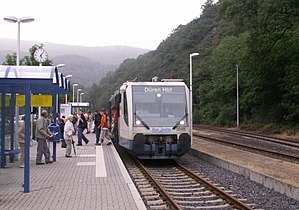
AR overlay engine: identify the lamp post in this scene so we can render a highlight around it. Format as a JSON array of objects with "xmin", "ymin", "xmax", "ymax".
[
  {"xmin": 4, "ymin": 16, "xmax": 34, "ymax": 66},
  {"xmin": 189, "ymin": 52, "xmax": 199, "ymax": 142},
  {"xmin": 72, "ymin": 84, "xmax": 78, "ymax": 103},
  {"xmin": 64, "ymin": 75, "xmax": 72, "ymax": 104},
  {"xmin": 80, "ymin": 93, "xmax": 84, "ymax": 102},
  {"xmin": 55, "ymin": 64, "xmax": 65, "ymax": 115},
  {"xmin": 77, "ymin": 89, "xmax": 82, "ymax": 104},
  {"xmin": 236, "ymin": 64, "xmax": 240, "ymax": 128},
  {"xmin": 77, "ymin": 89, "xmax": 82, "ymax": 112}
]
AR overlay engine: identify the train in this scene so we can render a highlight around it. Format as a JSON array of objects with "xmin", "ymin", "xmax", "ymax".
[{"xmin": 109, "ymin": 78, "xmax": 191, "ymax": 159}]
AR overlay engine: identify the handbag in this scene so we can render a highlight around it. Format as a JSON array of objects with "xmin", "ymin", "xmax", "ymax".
[{"xmin": 61, "ymin": 139, "xmax": 67, "ymax": 148}]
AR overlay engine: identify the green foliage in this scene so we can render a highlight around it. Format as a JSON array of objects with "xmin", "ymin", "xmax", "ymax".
[
  {"xmin": 3, "ymin": 53, "xmax": 17, "ymax": 65},
  {"xmin": 218, "ymin": 0, "xmax": 299, "ymax": 128},
  {"xmin": 87, "ymin": 0, "xmax": 299, "ymax": 131}
]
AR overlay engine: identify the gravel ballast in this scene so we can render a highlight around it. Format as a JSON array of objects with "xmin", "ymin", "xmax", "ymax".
[{"xmin": 177, "ymin": 151, "xmax": 299, "ymax": 210}]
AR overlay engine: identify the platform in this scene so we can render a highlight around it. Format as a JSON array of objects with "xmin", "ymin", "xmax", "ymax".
[
  {"xmin": 192, "ymin": 131, "xmax": 299, "ymax": 201},
  {"xmin": 0, "ymin": 133, "xmax": 146, "ymax": 210}
]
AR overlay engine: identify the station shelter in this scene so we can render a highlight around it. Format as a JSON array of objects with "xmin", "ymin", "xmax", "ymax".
[
  {"xmin": 0, "ymin": 65, "xmax": 70, "ymax": 192},
  {"xmin": 60, "ymin": 102, "xmax": 90, "ymax": 117}
]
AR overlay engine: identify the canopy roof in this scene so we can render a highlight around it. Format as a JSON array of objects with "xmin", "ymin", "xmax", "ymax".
[{"xmin": 0, "ymin": 65, "xmax": 70, "ymax": 94}]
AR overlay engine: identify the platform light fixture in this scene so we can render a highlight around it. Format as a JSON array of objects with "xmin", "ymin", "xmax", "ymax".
[
  {"xmin": 77, "ymin": 88, "xmax": 82, "ymax": 104},
  {"xmin": 80, "ymin": 92, "xmax": 84, "ymax": 102},
  {"xmin": 56, "ymin": 64, "xmax": 66, "ymax": 69},
  {"xmin": 64, "ymin": 75, "xmax": 72, "ymax": 104},
  {"xmin": 72, "ymin": 84, "xmax": 78, "ymax": 103},
  {"xmin": 4, "ymin": 16, "xmax": 34, "ymax": 66}
]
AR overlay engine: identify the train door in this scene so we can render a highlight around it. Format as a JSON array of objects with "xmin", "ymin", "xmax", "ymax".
[{"xmin": 118, "ymin": 89, "xmax": 131, "ymax": 148}]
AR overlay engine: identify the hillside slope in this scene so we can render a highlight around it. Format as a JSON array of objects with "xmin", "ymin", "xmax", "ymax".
[{"xmin": 87, "ymin": 0, "xmax": 299, "ymax": 130}]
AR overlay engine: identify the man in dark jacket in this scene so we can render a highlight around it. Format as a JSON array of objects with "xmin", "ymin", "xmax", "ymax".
[
  {"xmin": 76, "ymin": 109, "xmax": 89, "ymax": 146},
  {"xmin": 35, "ymin": 110, "xmax": 54, "ymax": 165},
  {"xmin": 94, "ymin": 110, "xmax": 102, "ymax": 145}
]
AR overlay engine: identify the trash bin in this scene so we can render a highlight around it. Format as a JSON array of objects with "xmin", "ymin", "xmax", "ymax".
[{"xmin": 48, "ymin": 123, "xmax": 61, "ymax": 142}]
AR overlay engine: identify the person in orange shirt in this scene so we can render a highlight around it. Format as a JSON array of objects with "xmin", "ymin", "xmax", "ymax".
[{"xmin": 99, "ymin": 109, "xmax": 112, "ymax": 145}]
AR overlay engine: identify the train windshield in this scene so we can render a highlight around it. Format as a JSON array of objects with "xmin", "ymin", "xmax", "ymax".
[{"xmin": 132, "ymin": 85, "xmax": 188, "ymax": 127}]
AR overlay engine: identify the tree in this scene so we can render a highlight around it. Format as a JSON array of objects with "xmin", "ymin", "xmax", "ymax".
[
  {"xmin": 220, "ymin": 0, "xmax": 299, "ymax": 125},
  {"xmin": 2, "ymin": 53, "xmax": 17, "ymax": 65}
]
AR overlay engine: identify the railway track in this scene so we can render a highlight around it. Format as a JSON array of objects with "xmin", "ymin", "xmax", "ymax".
[
  {"xmin": 119, "ymin": 146, "xmax": 256, "ymax": 209},
  {"xmin": 193, "ymin": 126, "xmax": 299, "ymax": 162},
  {"xmin": 194, "ymin": 125, "xmax": 299, "ymax": 148}
]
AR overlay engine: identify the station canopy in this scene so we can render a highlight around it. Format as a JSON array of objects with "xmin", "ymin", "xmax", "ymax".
[
  {"xmin": 0, "ymin": 65, "xmax": 70, "ymax": 94},
  {"xmin": 0, "ymin": 65, "xmax": 72, "ymax": 192}
]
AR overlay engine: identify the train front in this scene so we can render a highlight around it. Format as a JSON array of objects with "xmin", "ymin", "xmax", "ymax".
[{"xmin": 129, "ymin": 82, "xmax": 191, "ymax": 159}]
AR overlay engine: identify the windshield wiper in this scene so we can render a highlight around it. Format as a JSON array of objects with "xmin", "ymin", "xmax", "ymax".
[
  {"xmin": 134, "ymin": 113, "xmax": 150, "ymax": 130},
  {"xmin": 172, "ymin": 113, "xmax": 188, "ymax": 130}
]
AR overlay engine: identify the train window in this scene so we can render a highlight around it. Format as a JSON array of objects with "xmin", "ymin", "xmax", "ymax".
[
  {"xmin": 132, "ymin": 85, "xmax": 188, "ymax": 127},
  {"xmin": 117, "ymin": 93, "xmax": 121, "ymax": 104},
  {"xmin": 123, "ymin": 91, "xmax": 129, "ymax": 126}
]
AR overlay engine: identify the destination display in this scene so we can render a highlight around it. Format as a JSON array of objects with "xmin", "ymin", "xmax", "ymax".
[{"xmin": 133, "ymin": 86, "xmax": 185, "ymax": 93}]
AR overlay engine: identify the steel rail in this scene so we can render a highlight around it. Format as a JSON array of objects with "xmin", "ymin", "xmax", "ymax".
[
  {"xmin": 176, "ymin": 163, "xmax": 254, "ymax": 210},
  {"xmin": 194, "ymin": 125, "xmax": 299, "ymax": 148},
  {"xmin": 132, "ymin": 157, "xmax": 182, "ymax": 210},
  {"xmin": 194, "ymin": 133, "xmax": 299, "ymax": 162}
]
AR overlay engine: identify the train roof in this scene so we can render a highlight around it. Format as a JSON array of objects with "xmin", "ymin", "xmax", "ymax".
[
  {"xmin": 118, "ymin": 80, "xmax": 188, "ymax": 92},
  {"xmin": 124, "ymin": 80, "xmax": 186, "ymax": 86},
  {"xmin": 110, "ymin": 79, "xmax": 188, "ymax": 101}
]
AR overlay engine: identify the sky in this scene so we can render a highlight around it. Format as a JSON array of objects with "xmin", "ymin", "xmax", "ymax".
[{"xmin": 0, "ymin": 0, "xmax": 207, "ymax": 50}]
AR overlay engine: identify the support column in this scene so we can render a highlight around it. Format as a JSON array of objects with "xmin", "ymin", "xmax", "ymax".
[
  {"xmin": 24, "ymin": 84, "xmax": 31, "ymax": 193},
  {"xmin": 1, "ymin": 93, "xmax": 6, "ymax": 168},
  {"xmin": 52, "ymin": 93, "xmax": 57, "ymax": 162},
  {"xmin": 9, "ymin": 93, "xmax": 16, "ymax": 162}
]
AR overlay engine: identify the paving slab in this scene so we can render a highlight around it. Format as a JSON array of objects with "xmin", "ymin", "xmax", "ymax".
[{"xmin": 0, "ymin": 132, "xmax": 146, "ymax": 210}]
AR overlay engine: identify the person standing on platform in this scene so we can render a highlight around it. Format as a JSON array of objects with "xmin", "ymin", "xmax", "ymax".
[
  {"xmin": 111, "ymin": 105, "xmax": 118, "ymax": 142},
  {"xmin": 83, "ymin": 111, "xmax": 89, "ymax": 133},
  {"xmin": 76, "ymin": 109, "xmax": 89, "ymax": 146},
  {"xmin": 99, "ymin": 109, "xmax": 112, "ymax": 145},
  {"xmin": 87, "ymin": 111, "xmax": 93, "ymax": 134},
  {"xmin": 59, "ymin": 115, "xmax": 66, "ymax": 141},
  {"xmin": 17, "ymin": 115, "xmax": 32, "ymax": 168},
  {"xmin": 64, "ymin": 115, "xmax": 75, "ymax": 157},
  {"xmin": 94, "ymin": 110, "xmax": 102, "ymax": 145},
  {"xmin": 72, "ymin": 112, "xmax": 78, "ymax": 134},
  {"xmin": 35, "ymin": 110, "xmax": 54, "ymax": 165}
]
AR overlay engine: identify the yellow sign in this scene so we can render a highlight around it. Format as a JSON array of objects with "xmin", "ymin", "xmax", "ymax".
[
  {"xmin": 0, "ymin": 94, "xmax": 10, "ymax": 107},
  {"xmin": 16, "ymin": 95, "xmax": 53, "ymax": 107}
]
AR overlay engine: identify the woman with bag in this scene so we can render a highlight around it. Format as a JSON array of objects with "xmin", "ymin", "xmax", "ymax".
[{"xmin": 64, "ymin": 115, "xmax": 75, "ymax": 157}]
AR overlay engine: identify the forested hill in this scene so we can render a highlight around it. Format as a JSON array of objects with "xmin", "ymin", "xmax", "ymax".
[{"xmin": 88, "ymin": 0, "xmax": 299, "ymax": 131}]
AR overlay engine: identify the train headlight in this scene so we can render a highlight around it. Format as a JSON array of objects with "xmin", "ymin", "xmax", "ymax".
[
  {"xmin": 180, "ymin": 120, "xmax": 185, "ymax": 125},
  {"xmin": 136, "ymin": 120, "xmax": 141, "ymax": 125},
  {"xmin": 157, "ymin": 93, "xmax": 161, "ymax": 97}
]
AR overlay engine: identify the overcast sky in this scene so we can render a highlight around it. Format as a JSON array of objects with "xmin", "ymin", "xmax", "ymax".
[{"xmin": 0, "ymin": 0, "xmax": 207, "ymax": 50}]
